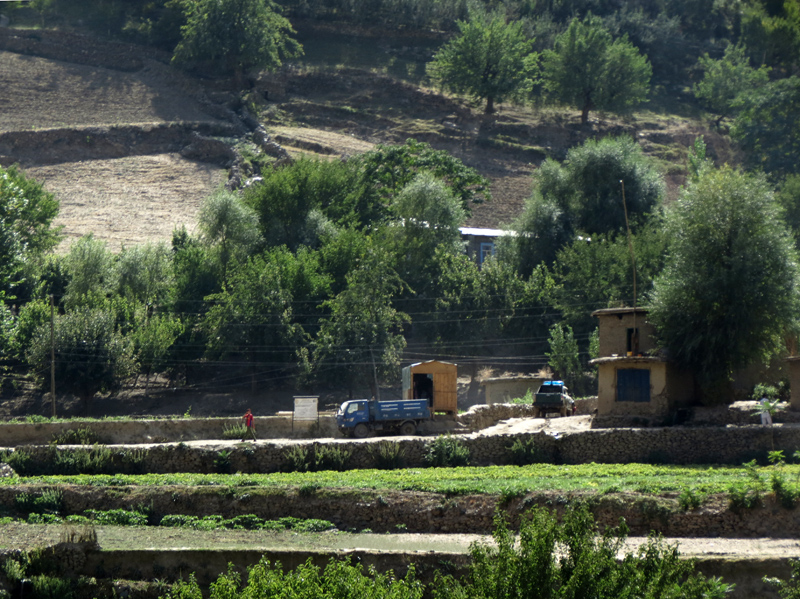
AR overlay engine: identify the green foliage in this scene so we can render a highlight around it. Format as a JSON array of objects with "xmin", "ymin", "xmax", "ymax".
[
  {"xmin": 732, "ymin": 76, "xmax": 800, "ymax": 178},
  {"xmin": 115, "ymin": 242, "xmax": 174, "ymax": 305},
  {"xmin": 172, "ymin": 0, "xmax": 302, "ymax": 85},
  {"xmin": 541, "ymin": 14, "xmax": 652, "ymax": 123},
  {"xmin": 649, "ymin": 167, "xmax": 800, "ymax": 398},
  {"xmin": 433, "ymin": 504, "xmax": 733, "ymax": 599},
  {"xmin": 15, "ymin": 488, "xmax": 64, "ymax": 515},
  {"xmin": 766, "ymin": 558, "xmax": 800, "ymax": 598},
  {"xmin": 198, "ymin": 189, "xmax": 262, "ymax": 281},
  {"xmin": 507, "ymin": 437, "xmax": 542, "ymax": 465},
  {"xmin": 62, "ymin": 234, "xmax": 114, "ymax": 309},
  {"xmin": 353, "ymin": 139, "xmax": 490, "ymax": 218},
  {"xmin": 244, "ymin": 157, "xmax": 353, "ymax": 247},
  {"xmin": 30, "ymin": 575, "xmax": 74, "ymax": 599},
  {"xmin": 678, "ymin": 487, "xmax": 707, "ymax": 510},
  {"xmin": 728, "ymin": 460, "xmax": 767, "ymax": 510},
  {"xmin": 27, "ymin": 308, "xmax": 136, "ymax": 410},
  {"xmin": 311, "ymin": 253, "xmax": 408, "ymax": 395},
  {"xmin": 51, "ymin": 427, "xmax": 100, "ymax": 445},
  {"xmin": 84, "ymin": 508, "xmax": 148, "ymax": 526},
  {"xmin": 0, "ymin": 164, "xmax": 60, "ymax": 298},
  {"xmin": 214, "ymin": 450, "xmax": 233, "ymax": 474},
  {"xmin": 693, "ymin": 44, "xmax": 770, "ymax": 119},
  {"xmin": 546, "ymin": 322, "xmax": 581, "ymax": 389},
  {"xmin": 283, "ymin": 443, "xmax": 351, "ymax": 472},
  {"xmin": 222, "ymin": 423, "xmax": 248, "ymax": 440},
  {"xmin": 163, "ymin": 556, "xmax": 423, "ymax": 599},
  {"xmin": 427, "ymin": 13, "xmax": 538, "ymax": 114},
  {"xmin": 368, "ymin": 441, "xmax": 405, "ymax": 469},
  {"xmin": 425, "ymin": 434, "xmax": 470, "ymax": 467}
]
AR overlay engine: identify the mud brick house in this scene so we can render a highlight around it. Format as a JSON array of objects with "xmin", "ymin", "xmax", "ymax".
[{"xmin": 590, "ymin": 307, "xmax": 695, "ymax": 427}]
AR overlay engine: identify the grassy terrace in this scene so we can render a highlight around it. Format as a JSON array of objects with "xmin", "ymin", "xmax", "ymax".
[{"xmin": 0, "ymin": 463, "xmax": 785, "ymax": 496}]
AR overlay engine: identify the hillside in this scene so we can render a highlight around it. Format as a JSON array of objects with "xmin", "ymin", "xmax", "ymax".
[{"xmin": 0, "ymin": 26, "xmax": 736, "ymax": 251}]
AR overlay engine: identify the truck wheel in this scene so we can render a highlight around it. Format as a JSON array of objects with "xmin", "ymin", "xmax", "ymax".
[
  {"xmin": 353, "ymin": 423, "xmax": 369, "ymax": 439},
  {"xmin": 400, "ymin": 421, "xmax": 416, "ymax": 436}
]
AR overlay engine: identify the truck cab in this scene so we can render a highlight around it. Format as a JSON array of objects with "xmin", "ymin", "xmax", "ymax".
[
  {"xmin": 533, "ymin": 380, "xmax": 575, "ymax": 418},
  {"xmin": 336, "ymin": 399, "xmax": 370, "ymax": 431}
]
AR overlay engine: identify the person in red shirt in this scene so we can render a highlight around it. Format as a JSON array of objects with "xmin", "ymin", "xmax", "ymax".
[{"xmin": 241, "ymin": 408, "xmax": 257, "ymax": 442}]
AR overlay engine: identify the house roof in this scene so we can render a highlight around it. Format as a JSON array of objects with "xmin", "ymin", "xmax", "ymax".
[
  {"xmin": 589, "ymin": 355, "xmax": 666, "ymax": 365},
  {"xmin": 591, "ymin": 307, "xmax": 650, "ymax": 318}
]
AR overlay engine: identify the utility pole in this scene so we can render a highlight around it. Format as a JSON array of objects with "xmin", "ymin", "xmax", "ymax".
[
  {"xmin": 50, "ymin": 294, "xmax": 56, "ymax": 417},
  {"xmin": 621, "ymin": 180, "xmax": 638, "ymax": 354}
]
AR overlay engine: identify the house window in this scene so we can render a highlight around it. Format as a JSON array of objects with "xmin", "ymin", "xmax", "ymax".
[
  {"xmin": 617, "ymin": 369, "xmax": 650, "ymax": 402},
  {"xmin": 480, "ymin": 242, "xmax": 496, "ymax": 264}
]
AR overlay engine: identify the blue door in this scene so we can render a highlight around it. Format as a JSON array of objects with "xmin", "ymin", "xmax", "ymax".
[{"xmin": 617, "ymin": 369, "xmax": 650, "ymax": 402}]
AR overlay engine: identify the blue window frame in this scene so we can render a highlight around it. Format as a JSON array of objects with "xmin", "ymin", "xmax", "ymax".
[
  {"xmin": 617, "ymin": 369, "xmax": 650, "ymax": 402},
  {"xmin": 480, "ymin": 242, "xmax": 496, "ymax": 264}
]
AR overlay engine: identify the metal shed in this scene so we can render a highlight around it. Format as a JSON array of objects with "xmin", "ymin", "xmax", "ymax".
[{"xmin": 401, "ymin": 360, "xmax": 458, "ymax": 415}]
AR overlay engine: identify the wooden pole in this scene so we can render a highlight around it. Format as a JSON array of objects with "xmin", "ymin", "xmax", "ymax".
[{"xmin": 50, "ymin": 294, "xmax": 56, "ymax": 417}]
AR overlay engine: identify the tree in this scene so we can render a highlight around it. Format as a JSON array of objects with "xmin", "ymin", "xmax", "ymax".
[
  {"xmin": 27, "ymin": 308, "xmax": 136, "ymax": 414},
  {"xmin": 427, "ymin": 13, "xmax": 538, "ymax": 114},
  {"xmin": 731, "ymin": 76, "xmax": 800, "ymax": 179},
  {"xmin": 385, "ymin": 172, "xmax": 466, "ymax": 295},
  {"xmin": 506, "ymin": 136, "xmax": 664, "ymax": 273},
  {"xmin": 172, "ymin": 0, "xmax": 302, "ymax": 86},
  {"xmin": 0, "ymin": 165, "xmax": 60, "ymax": 298},
  {"xmin": 312, "ymin": 253, "xmax": 409, "ymax": 397},
  {"xmin": 649, "ymin": 167, "xmax": 800, "ymax": 401},
  {"xmin": 542, "ymin": 15, "xmax": 651, "ymax": 124},
  {"xmin": 693, "ymin": 44, "xmax": 771, "ymax": 122},
  {"xmin": 130, "ymin": 311, "xmax": 183, "ymax": 396},
  {"xmin": 115, "ymin": 242, "xmax": 173, "ymax": 305},
  {"xmin": 546, "ymin": 322, "xmax": 582, "ymax": 390},
  {"xmin": 198, "ymin": 189, "xmax": 262, "ymax": 282},
  {"xmin": 63, "ymin": 234, "xmax": 115, "ymax": 310}
]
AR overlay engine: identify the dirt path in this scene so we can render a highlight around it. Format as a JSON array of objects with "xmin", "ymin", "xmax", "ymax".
[{"xmin": 1, "ymin": 523, "xmax": 797, "ymax": 560}]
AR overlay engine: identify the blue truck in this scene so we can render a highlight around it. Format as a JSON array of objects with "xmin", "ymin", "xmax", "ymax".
[
  {"xmin": 336, "ymin": 398, "xmax": 431, "ymax": 438},
  {"xmin": 533, "ymin": 380, "xmax": 575, "ymax": 418}
]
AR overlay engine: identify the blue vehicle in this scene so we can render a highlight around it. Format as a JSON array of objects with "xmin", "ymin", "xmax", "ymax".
[{"xmin": 336, "ymin": 398, "xmax": 431, "ymax": 438}]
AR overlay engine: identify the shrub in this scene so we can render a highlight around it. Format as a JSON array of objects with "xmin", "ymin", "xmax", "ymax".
[
  {"xmin": 214, "ymin": 450, "xmax": 232, "ymax": 474},
  {"xmin": 425, "ymin": 434, "xmax": 470, "ymax": 467},
  {"xmin": 313, "ymin": 445, "xmax": 351, "ymax": 472},
  {"xmin": 15, "ymin": 488, "xmax": 63, "ymax": 515},
  {"xmin": 285, "ymin": 445, "xmax": 312, "ymax": 472},
  {"xmin": 221, "ymin": 423, "xmax": 247, "ymax": 440},
  {"xmin": 678, "ymin": 487, "xmax": 707, "ymax": 511},
  {"xmin": 84, "ymin": 509, "xmax": 148, "ymax": 526},
  {"xmin": 51, "ymin": 427, "xmax": 100, "ymax": 445},
  {"xmin": 434, "ymin": 504, "xmax": 733, "ymax": 599},
  {"xmin": 507, "ymin": 437, "xmax": 540, "ymax": 466},
  {"xmin": 369, "ymin": 441, "xmax": 405, "ymax": 469},
  {"xmin": 510, "ymin": 389, "xmax": 534, "ymax": 405},
  {"xmin": 30, "ymin": 575, "xmax": 74, "ymax": 599}
]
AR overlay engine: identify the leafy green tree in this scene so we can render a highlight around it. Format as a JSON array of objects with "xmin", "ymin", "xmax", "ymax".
[
  {"xmin": 312, "ymin": 253, "xmax": 409, "ymax": 397},
  {"xmin": 693, "ymin": 44, "xmax": 771, "ymax": 122},
  {"xmin": 732, "ymin": 76, "xmax": 800, "ymax": 178},
  {"xmin": 542, "ymin": 15, "xmax": 652, "ymax": 124},
  {"xmin": 353, "ymin": 139, "xmax": 490, "ymax": 220},
  {"xmin": 63, "ymin": 235, "xmax": 115, "ymax": 310},
  {"xmin": 0, "ymin": 165, "xmax": 60, "ymax": 298},
  {"xmin": 777, "ymin": 174, "xmax": 800, "ymax": 250},
  {"xmin": 130, "ymin": 311, "xmax": 183, "ymax": 396},
  {"xmin": 507, "ymin": 136, "xmax": 663, "ymax": 273},
  {"xmin": 385, "ymin": 172, "xmax": 466, "ymax": 296},
  {"xmin": 27, "ymin": 308, "xmax": 136, "ymax": 414},
  {"xmin": 115, "ymin": 242, "xmax": 173, "ymax": 305},
  {"xmin": 198, "ymin": 189, "xmax": 262, "ymax": 282},
  {"xmin": 649, "ymin": 167, "xmax": 800, "ymax": 402},
  {"xmin": 172, "ymin": 0, "xmax": 302, "ymax": 86},
  {"xmin": 546, "ymin": 322, "xmax": 582, "ymax": 390},
  {"xmin": 433, "ymin": 504, "xmax": 733, "ymax": 599},
  {"xmin": 427, "ymin": 13, "xmax": 538, "ymax": 114},
  {"xmin": 202, "ymin": 256, "xmax": 298, "ymax": 385},
  {"xmin": 243, "ymin": 158, "xmax": 350, "ymax": 248},
  {"xmin": 552, "ymin": 222, "xmax": 667, "ymax": 339}
]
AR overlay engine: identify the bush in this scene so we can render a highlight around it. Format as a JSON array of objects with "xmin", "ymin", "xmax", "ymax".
[
  {"xmin": 285, "ymin": 445, "xmax": 312, "ymax": 472},
  {"xmin": 221, "ymin": 423, "xmax": 247, "ymax": 440},
  {"xmin": 507, "ymin": 437, "xmax": 541, "ymax": 466},
  {"xmin": 214, "ymin": 450, "xmax": 232, "ymax": 474},
  {"xmin": 425, "ymin": 434, "xmax": 470, "ymax": 467},
  {"xmin": 369, "ymin": 441, "xmax": 405, "ymax": 469},
  {"xmin": 313, "ymin": 444, "xmax": 351, "ymax": 472},
  {"xmin": 51, "ymin": 427, "xmax": 100, "ymax": 445},
  {"xmin": 15, "ymin": 489, "xmax": 63, "ymax": 515},
  {"xmin": 84, "ymin": 509, "xmax": 148, "ymax": 526},
  {"xmin": 434, "ymin": 504, "xmax": 733, "ymax": 599}
]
